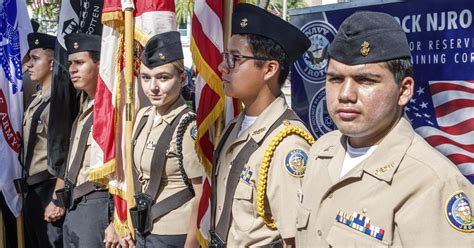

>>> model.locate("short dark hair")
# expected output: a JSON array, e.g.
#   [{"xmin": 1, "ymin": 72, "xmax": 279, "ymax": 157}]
[
  {"xmin": 245, "ymin": 34, "xmax": 290, "ymax": 86},
  {"xmin": 88, "ymin": 51, "xmax": 100, "ymax": 63},
  {"xmin": 383, "ymin": 58, "xmax": 413, "ymax": 85}
]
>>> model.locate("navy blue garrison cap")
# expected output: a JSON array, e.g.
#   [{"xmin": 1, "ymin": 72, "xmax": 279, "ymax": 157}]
[
  {"xmin": 64, "ymin": 33, "xmax": 101, "ymax": 55},
  {"xmin": 28, "ymin": 33, "xmax": 55, "ymax": 50},
  {"xmin": 328, "ymin": 11, "xmax": 411, "ymax": 65},
  {"xmin": 141, "ymin": 31, "xmax": 184, "ymax": 68},
  {"xmin": 232, "ymin": 3, "xmax": 311, "ymax": 64}
]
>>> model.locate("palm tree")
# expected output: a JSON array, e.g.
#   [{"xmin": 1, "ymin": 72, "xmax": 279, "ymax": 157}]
[{"xmin": 175, "ymin": 0, "xmax": 194, "ymax": 25}]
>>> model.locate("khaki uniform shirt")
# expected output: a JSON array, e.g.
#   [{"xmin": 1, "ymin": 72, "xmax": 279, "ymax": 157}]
[
  {"xmin": 214, "ymin": 95, "xmax": 312, "ymax": 247},
  {"xmin": 296, "ymin": 118, "xmax": 474, "ymax": 247},
  {"xmin": 133, "ymin": 98, "xmax": 202, "ymax": 235},
  {"xmin": 23, "ymin": 90, "xmax": 50, "ymax": 176},
  {"xmin": 66, "ymin": 100, "xmax": 94, "ymax": 186}
]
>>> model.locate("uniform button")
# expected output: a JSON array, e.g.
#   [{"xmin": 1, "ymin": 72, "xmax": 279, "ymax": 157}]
[
  {"xmin": 362, "ymin": 208, "xmax": 368, "ymax": 214},
  {"xmin": 317, "ymin": 230, "xmax": 322, "ymax": 237},
  {"xmin": 218, "ymin": 206, "xmax": 222, "ymax": 211}
]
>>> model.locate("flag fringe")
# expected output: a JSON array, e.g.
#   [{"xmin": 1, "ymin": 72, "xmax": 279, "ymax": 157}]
[
  {"xmin": 113, "ymin": 211, "xmax": 130, "ymax": 237},
  {"xmin": 88, "ymin": 159, "xmax": 116, "ymax": 181},
  {"xmin": 102, "ymin": 11, "xmax": 124, "ymax": 27},
  {"xmin": 196, "ymin": 228, "xmax": 210, "ymax": 247},
  {"xmin": 190, "ymin": 38, "xmax": 224, "ymax": 97}
]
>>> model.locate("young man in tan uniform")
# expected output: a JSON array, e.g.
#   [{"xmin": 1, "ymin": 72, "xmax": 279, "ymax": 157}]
[
  {"xmin": 208, "ymin": 4, "xmax": 313, "ymax": 247},
  {"xmin": 296, "ymin": 11, "xmax": 474, "ymax": 247},
  {"xmin": 22, "ymin": 32, "xmax": 64, "ymax": 248},
  {"xmin": 57, "ymin": 33, "xmax": 113, "ymax": 247}
]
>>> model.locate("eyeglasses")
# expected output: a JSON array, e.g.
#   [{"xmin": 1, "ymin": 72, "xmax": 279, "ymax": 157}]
[{"xmin": 221, "ymin": 52, "xmax": 271, "ymax": 69}]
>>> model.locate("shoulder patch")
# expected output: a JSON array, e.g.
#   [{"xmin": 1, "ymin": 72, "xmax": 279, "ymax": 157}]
[
  {"xmin": 190, "ymin": 126, "xmax": 197, "ymax": 140},
  {"xmin": 445, "ymin": 191, "xmax": 473, "ymax": 232},
  {"xmin": 284, "ymin": 149, "xmax": 308, "ymax": 177}
]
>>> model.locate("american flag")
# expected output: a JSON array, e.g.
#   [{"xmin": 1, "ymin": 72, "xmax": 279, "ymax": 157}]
[{"xmin": 405, "ymin": 80, "xmax": 474, "ymax": 183}]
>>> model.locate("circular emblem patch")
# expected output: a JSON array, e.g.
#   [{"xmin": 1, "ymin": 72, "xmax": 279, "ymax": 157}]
[
  {"xmin": 294, "ymin": 20, "xmax": 337, "ymax": 84},
  {"xmin": 190, "ymin": 126, "xmax": 197, "ymax": 140},
  {"xmin": 284, "ymin": 149, "xmax": 308, "ymax": 177},
  {"xmin": 308, "ymin": 87, "xmax": 336, "ymax": 138},
  {"xmin": 445, "ymin": 191, "xmax": 473, "ymax": 232}
]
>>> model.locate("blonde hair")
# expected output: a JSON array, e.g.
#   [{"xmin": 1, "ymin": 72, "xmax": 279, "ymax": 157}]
[{"xmin": 171, "ymin": 59, "xmax": 185, "ymax": 74}]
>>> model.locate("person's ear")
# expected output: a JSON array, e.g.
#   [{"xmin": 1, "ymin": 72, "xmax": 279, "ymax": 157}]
[
  {"xmin": 180, "ymin": 72, "xmax": 186, "ymax": 87},
  {"xmin": 398, "ymin": 76, "xmax": 414, "ymax": 107},
  {"xmin": 262, "ymin": 60, "xmax": 279, "ymax": 81}
]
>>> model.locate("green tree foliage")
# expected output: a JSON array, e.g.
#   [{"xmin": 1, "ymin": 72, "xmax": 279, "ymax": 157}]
[
  {"xmin": 175, "ymin": 0, "xmax": 194, "ymax": 25},
  {"xmin": 26, "ymin": 0, "xmax": 61, "ymax": 33}
]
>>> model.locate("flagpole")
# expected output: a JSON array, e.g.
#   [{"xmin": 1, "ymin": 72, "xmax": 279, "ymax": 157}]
[
  {"xmin": 213, "ymin": 0, "xmax": 234, "ymax": 144},
  {"xmin": 16, "ymin": 213, "xmax": 24, "ymax": 248},
  {"xmin": 123, "ymin": 0, "xmax": 136, "ymax": 239}
]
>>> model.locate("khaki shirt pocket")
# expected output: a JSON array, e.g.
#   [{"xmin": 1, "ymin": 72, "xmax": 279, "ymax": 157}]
[
  {"xmin": 232, "ymin": 181, "xmax": 255, "ymax": 232},
  {"xmin": 326, "ymin": 222, "xmax": 389, "ymax": 248},
  {"xmin": 296, "ymin": 203, "xmax": 311, "ymax": 229}
]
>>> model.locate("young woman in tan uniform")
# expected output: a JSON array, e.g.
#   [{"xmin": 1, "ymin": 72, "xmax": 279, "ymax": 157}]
[{"xmin": 130, "ymin": 31, "xmax": 203, "ymax": 248}]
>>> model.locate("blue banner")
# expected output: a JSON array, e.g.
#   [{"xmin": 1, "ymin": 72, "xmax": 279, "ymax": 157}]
[{"xmin": 290, "ymin": 0, "xmax": 473, "ymax": 182}]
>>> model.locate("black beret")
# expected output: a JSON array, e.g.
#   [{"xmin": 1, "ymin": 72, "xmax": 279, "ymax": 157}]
[
  {"xmin": 27, "ymin": 33, "xmax": 55, "ymax": 50},
  {"xmin": 232, "ymin": 3, "xmax": 310, "ymax": 64},
  {"xmin": 141, "ymin": 31, "xmax": 183, "ymax": 68},
  {"xmin": 64, "ymin": 33, "xmax": 101, "ymax": 55},
  {"xmin": 328, "ymin": 11, "xmax": 411, "ymax": 65}
]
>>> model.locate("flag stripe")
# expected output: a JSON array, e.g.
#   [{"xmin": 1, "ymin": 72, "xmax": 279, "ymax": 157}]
[
  {"xmin": 134, "ymin": 0, "xmax": 175, "ymax": 16},
  {"xmin": 446, "ymin": 154, "xmax": 474, "ymax": 165},
  {"xmin": 425, "ymin": 136, "xmax": 474, "ymax": 153},
  {"xmin": 191, "ymin": 18, "xmax": 223, "ymax": 78},
  {"xmin": 194, "ymin": 1, "xmax": 224, "ymax": 52},
  {"xmin": 430, "ymin": 81, "xmax": 474, "ymax": 95},
  {"xmin": 434, "ymin": 99, "xmax": 474, "ymax": 118},
  {"xmin": 458, "ymin": 163, "xmax": 474, "ymax": 175},
  {"xmin": 206, "ymin": 0, "xmax": 224, "ymax": 22},
  {"xmin": 436, "ymin": 107, "xmax": 474, "ymax": 127},
  {"xmin": 431, "ymin": 90, "xmax": 474, "ymax": 107},
  {"xmin": 430, "ymin": 143, "xmax": 474, "ymax": 159},
  {"xmin": 438, "ymin": 118, "xmax": 474, "ymax": 136},
  {"xmin": 416, "ymin": 126, "xmax": 474, "ymax": 145}
]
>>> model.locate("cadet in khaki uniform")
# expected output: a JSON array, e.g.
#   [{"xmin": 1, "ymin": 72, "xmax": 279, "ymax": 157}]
[
  {"xmin": 58, "ymin": 33, "xmax": 112, "ymax": 247},
  {"xmin": 22, "ymin": 32, "xmax": 63, "ymax": 248},
  {"xmin": 129, "ymin": 31, "xmax": 203, "ymax": 247},
  {"xmin": 296, "ymin": 11, "xmax": 474, "ymax": 247},
  {"xmin": 208, "ymin": 4, "xmax": 313, "ymax": 247}
]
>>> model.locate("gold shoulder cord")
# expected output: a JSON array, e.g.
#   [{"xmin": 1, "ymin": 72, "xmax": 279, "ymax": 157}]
[{"xmin": 256, "ymin": 120, "xmax": 315, "ymax": 229}]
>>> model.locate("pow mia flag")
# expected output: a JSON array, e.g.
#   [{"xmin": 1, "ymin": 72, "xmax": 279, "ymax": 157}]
[{"xmin": 48, "ymin": 0, "xmax": 103, "ymax": 178}]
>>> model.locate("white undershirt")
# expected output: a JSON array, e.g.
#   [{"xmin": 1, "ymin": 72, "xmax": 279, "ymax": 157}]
[
  {"xmin": 340, "ymin": 140, "xmax": 377, "ymax": 178},
  {"xmin": 238, "ymin": 115, "xmax": 257, "ymax": 137}
]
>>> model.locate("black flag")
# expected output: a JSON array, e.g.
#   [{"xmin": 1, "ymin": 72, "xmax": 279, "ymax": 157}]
[{"xmin": 48, "ymin": 0, "xmax": 103, "ymax": 177}]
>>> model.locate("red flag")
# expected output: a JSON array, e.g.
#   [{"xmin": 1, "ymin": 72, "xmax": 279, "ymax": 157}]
[{"xmin": 88, "ymin": 0, "xmax": 177, "ymax": 236}]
